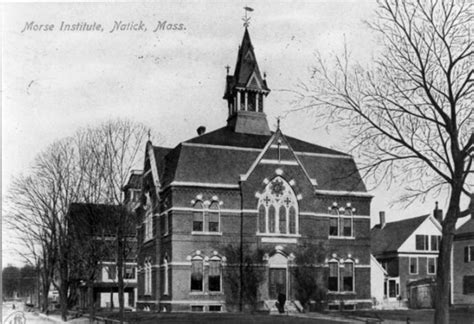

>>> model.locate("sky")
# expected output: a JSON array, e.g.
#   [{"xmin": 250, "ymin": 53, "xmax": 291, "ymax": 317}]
[{"xmin": 2, "ymin": 1, "xmax": 468, "ymax": 267}]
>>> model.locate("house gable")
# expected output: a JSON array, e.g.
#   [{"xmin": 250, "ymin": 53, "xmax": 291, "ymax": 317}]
[{"xmin": 398, "ymin": 216, "xmax": 442, "ymax": 253}]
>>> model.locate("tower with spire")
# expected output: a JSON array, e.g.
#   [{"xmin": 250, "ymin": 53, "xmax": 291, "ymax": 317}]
[{"xmin": 223, "ymin": 28, "xmax": 271, "ymax": 135}]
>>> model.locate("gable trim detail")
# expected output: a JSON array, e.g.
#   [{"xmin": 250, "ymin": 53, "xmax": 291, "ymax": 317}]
[
  {"xmin": 314, "ymin": 189, "xmax": 373, "ymax": 198},
  {"xmin": 182, "ymin": 142, "xmax": 352, "ymax": 159}
]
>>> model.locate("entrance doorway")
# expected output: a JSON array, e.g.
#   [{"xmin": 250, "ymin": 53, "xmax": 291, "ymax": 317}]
[
  {"xmin": 269, "ymin": 268, "xmax": 286, "ymax": 299},
  {"xmin": 387, "ymin": 278, "xmax": 400, "ymax": 300},
  {"xmin": 268, "ymin": 252, "xmax": 289, "ymax": 299}
]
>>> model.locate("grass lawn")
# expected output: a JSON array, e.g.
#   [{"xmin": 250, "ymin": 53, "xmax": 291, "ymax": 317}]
[
  {"xmin": 346, "ymin": 308, "xmax": 474, "ymax": 324},
  {"xmin": 100, "ymin": 312, "xmax": 349, "ymax": 324}
]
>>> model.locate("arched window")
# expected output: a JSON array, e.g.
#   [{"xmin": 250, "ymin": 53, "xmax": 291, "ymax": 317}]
[
  {"xmin": 258, "ymin": 205, "xmax": 266, "ymax": 233},
  {"xmin": 329, "ymin": 205, "xmax": 353, "ymax": 237},
  {"xmin": 208, "ymin": 201, "xmax": 220, "ymax": 232},
  {"xmin": 289, "ymin": 206, "xmax": 296, "ymax": 234},
  {"xmin": 279, "ymin": 205, "xmax": 286, "ymax": 234},
  {"xmin": 268, "ymin": 205, "xmax": 276, "ymax": 233},
  {"xmin": 163, "ymin": 257, "xmax": 169, "ymax": 295},
  {"xmin": 208, "ymin": 256, "xmax": 222, "ymax": 292},
  {"xmin": 193, "ymin": 201, "xmax": 204, "ymax": 232},
  {"xmin": 342, "ymin": 261, "xmax": 354, "ymax": 292},
  {"xmin": 257, "ymin": 176, "xmax": 299, "ymax": 235},
  {"xmin": 328, "ymin": 260, "xmax": 339, "ymax": 292},
  {"xmin": 342, "ymin": 208, "xmax": 353, "ymax": 237},
  {"xmin": 144, "ymin": 258, "xmax": 152, "ymax": 296},
  {"xmin": 191, "ymin": 256, "xmax": 203, "ymax": 291},
  {"xmin": 329, "ymin": 207, "xmax": 339, "ymax": 236}
]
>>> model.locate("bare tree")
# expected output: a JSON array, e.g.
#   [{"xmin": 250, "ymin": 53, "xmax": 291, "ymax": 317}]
[
  {"xmin": 295, "ymin": 1, "xmax": 472, "ymax": 323},
  {"xmin": 5, "ymin": 119, "xmax": 158, "ymax": 322}
]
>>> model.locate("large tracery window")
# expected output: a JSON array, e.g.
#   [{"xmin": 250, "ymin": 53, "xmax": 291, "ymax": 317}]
[{"xmin": 257, "ymin": 177, "xmax": 299, "ymax": 235}]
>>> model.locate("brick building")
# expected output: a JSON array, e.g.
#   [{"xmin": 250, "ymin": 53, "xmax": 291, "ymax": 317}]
[{"xmin": 135, "ymin": 26, "xmax": 373, "ymax": 312}]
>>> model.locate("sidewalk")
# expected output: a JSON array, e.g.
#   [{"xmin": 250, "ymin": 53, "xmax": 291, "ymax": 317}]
[{"xmin": 37, "ymin": 312, "xmax": 89, "ymax": 324}]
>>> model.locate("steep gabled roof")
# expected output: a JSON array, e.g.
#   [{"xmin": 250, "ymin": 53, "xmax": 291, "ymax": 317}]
[
  {"xmin": 67, "ymin": 203, "xmax": 135, "ymax": 236},
  {"xmin": 371, "ymin": 215, "xmax": 430, "ymax": 255},
  {"xmin": 155, "ymin": 126, "xmax": 366, "ymax": 193},
  {"xmin": 455, "ymin": 217, "xmax": 474, "ymax": 240},
  {"xmin": 231, "ymin": 28, "xmax": 269, "ymax": 92},
  {"xmin": 185, "ymin": 126, "xmax": 349, "ymax": 156}
]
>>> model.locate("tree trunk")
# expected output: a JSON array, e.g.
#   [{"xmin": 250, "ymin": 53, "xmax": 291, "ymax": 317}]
[
  {"xmin": 41, "ymin": 276, "xmax": 50, "ymax": 313},
  {"xmin": 434, "ymin": 183, "xmax": 462, "ymax": 324},
  {"xmin": 88, "ymin": 280, "xmax": 95, "ymax": 324},
  {"xmin": 59, "ymin": 255, "xmax": 69, "ymax": 321},
  {"xmin": 117, "ymin": 227, "xmax": 125, "ymax": 324}
]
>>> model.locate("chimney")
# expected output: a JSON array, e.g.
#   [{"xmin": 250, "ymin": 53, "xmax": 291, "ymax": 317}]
[
  {"xmin": 433, "ymin": 201, "xmax": 443, "ymax": 223},
  {"xmin": 196, "ymin": 126, "xmax": 206, "ymax": 136},
  {"xmin": 379, "ymin": 211, "xmax": 386, "ymax": 228}
]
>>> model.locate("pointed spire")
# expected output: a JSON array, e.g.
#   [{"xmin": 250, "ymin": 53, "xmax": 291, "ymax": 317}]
[{"xmin": 222, "ymin": 18, "xmax": 271, "ymax": 136}]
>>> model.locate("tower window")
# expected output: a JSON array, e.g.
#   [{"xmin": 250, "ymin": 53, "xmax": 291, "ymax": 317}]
[
  {"xmin": 248, "ymin": 92, "xmax": 256, "ymax": 111},
  {"xmin": 258, "ymin": 94, "xmax": 263, "ymax": 112}
]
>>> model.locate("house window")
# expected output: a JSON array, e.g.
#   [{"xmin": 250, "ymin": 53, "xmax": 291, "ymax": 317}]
[
  {"xmin": 208, "ymin": 258, "xmax": 222, "ymax": 292},
  {"xmin": 415, "ymin": 235, "xmax": 429, "ymax": 250},
  {"xmin": 342, "ymin": 262, "xmax": 354, "ymax": 292},
  {"xmin": 193, "ymin": 202, "xmax": 204, "ymax": 232},
  {"xmin": 328, "ymin": 261, "xmax": 339, "ymax": 291},
  {"xmin": 144, "ymin": 213, "xmax": 154, "ymax": 241},
  {"xmin": 208, "ymin": 202, "xmax": 220, "ymax": 232},
  {"xmin": 409, "ymin": 257, "xmax": 418, "ymax": 274},
  {"xmin": 257, "ymin": 176, "xmax": 299, "ymax": 235},
  {"xmin": 209, "ymin": 305, "xmax": 222, "ymax": 312},
  {"xmin": 191, "ymin": 257, "xmax": 203, "ymax": 291},
  {"xmin": 163, "ymin": 257, "xmax": 169, "ymax": 295},
  {"xmin": 464, "ymin": 246, "xmax": 474, "ymax": 262},
  {"xmin": 463, "ymin": 276, "xmax": 474, "ymax": 294},
  {"xmin": 431, "ymin": 235, "xmax": 441, "ymax": 251},
  {"xmin": 107, "ymin": 265, "xmax": 117, "ymax": 280},
  {"xmin": 191, "ymin": 305, "xmax": 204, "ymax": 312},
  {"xmin": 125, "ymin": 265, "xmax": 136, "ymax": 279},
  {"xmin": 427, "ymin": 257, "xmax": 437, "ymax": 275},
  {"xmin": 329, "ymin": 206, "xmax": 353, "ymax": 237}
]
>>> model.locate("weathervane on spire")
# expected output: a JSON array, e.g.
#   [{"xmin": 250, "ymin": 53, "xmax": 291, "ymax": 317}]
[{"xmin": 242, "ymin": 6, "xmax": 254, "ymax": 28}]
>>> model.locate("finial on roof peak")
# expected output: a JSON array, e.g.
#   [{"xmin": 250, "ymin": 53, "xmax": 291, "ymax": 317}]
[{"xmin": 242, "ymin": 6, "xmax": 254, "ymax": 28}]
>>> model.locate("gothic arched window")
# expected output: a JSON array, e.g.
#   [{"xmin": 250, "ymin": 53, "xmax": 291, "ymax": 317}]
[
  {"xmin": 257, "ymin": 176, "xmax": 299, "ymax": 235},
  {"xmin": 329, "ymin": 204, "xmax": 354, "ymax": 238},
  {"xmin": 191, "ymin": 256, "xmax": 203, "ymax": 291},
  {"xmin": 208, "ymin": 201, "xmax": 220, "ymax": 232},
  {"xmin": 193, "ymin": 201, "xmax": 204, "ymax": 232}
]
